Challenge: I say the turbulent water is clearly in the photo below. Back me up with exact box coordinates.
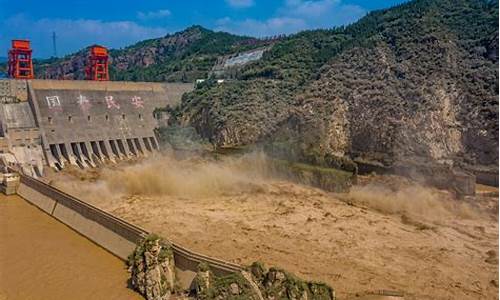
[46,152,499,300]
[50,152,272,200]
[103,152,270,197]
[53,152,482,221]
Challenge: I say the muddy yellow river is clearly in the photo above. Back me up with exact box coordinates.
[0,195,142,300]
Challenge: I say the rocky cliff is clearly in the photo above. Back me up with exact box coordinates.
[172,0,498,178]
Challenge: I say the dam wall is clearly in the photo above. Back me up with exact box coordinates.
[17,174,242,289]
[0,79,193,173]
[29,80,193,169]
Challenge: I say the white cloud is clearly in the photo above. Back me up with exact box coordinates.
[216,17,306,37]
[283,0,340,17]
[137,9,171,20]
[285,0,366,28]
[216,0,366,37]
[1,14,169,57]
[225,0,255,8]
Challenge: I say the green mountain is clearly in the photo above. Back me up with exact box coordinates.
[34,26,270,82]
[171,0,498,176]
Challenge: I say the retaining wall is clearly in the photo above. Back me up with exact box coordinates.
[355,159,479,196]
[470,169,499,187]
[17,174,241,289]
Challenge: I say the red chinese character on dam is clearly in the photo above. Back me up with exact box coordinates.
[46,96,62,110]
[105,95,120,109]
[77,94,91,111]
[131,96,144,108]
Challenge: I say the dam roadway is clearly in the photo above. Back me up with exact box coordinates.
[0,194,142,300]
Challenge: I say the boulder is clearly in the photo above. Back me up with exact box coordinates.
[128,234,176,300]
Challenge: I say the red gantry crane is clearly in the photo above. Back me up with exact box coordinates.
[85,45,109,81]
[8,39,34,79]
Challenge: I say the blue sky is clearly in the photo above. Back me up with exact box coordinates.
[0,0,409,58]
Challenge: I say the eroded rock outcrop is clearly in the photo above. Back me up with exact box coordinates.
[128,234,176,300]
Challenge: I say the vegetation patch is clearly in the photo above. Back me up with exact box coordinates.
[194,261,336,300]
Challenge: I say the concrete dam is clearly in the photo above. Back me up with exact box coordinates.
[0,79,193,175]
[0,78,246,292]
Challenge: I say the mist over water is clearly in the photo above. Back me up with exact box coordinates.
[51,151,482,222]
[102,152,270,197]
[341,180,481,222]
[53,152,272,200]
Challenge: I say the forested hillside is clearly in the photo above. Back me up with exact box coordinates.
[33,26,271,82]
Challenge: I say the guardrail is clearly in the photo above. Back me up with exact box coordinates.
[20,174,147,241]
[17,173,242,288]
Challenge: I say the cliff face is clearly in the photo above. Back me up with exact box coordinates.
[176,79,295,147]
[294,0,498,170]
[174,0,498,173]
[297,32,497,168]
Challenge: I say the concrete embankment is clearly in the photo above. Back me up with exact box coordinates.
[16,174,242,289]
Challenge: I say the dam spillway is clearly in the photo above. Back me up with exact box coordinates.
[0,79,193,175]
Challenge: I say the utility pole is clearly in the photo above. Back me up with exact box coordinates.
[52,31,57,57]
